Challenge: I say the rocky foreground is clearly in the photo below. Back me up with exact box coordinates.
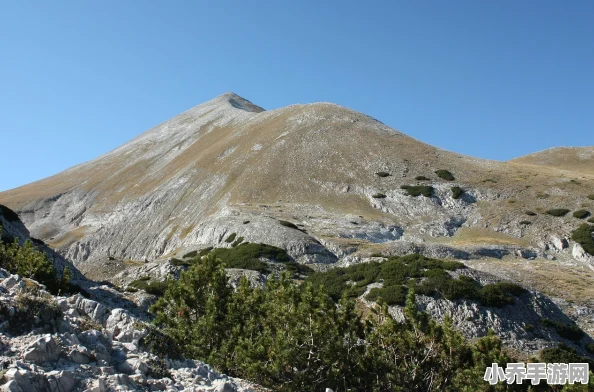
[0,269,265,392]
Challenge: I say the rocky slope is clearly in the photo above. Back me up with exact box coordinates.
[0,270,265,392]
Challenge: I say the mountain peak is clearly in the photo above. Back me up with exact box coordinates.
[211,92,265,113]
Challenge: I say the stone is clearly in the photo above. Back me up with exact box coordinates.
[68,344,94,364]
[214,381,236,392]
[47,370,76,392]
[23,335,62,364]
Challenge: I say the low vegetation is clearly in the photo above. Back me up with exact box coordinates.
[546,208,571,217]
[451,186,463,199]
[519,220,532,225]
[401,185,434,197]
[225,233,237,243]
[371,193,387,199]
[541,318,585,342]
[587,194,594,201]
[525,211,537,216]
[572,224,594,256]
[415,175,430,181]
[129,277,169,296]
[0,228,72,295]
[435,169,455,181]
[375,171,390,177]
[149,254,542,391]
[573,209,591,219]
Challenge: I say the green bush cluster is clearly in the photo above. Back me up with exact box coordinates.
[415,175,430,181]
[572,224,594,256]
[588,194,594,201]
[435,169,455,181]
[589,217,594,224]
[182,250,198,259]
[401,185,434,197]
[546,209,571,217]
[541,319,585,342]
[0,231,71,295]
[451,186,463,199]
[225,233,237,243]
[525,211,537,216]
[150,255,533,391]
[371,193,387,199]
[306,254,526,308]
[540,344,594,368]
[129,278,169,296]
[519,220,532,225]
[573,209,591,219]
[375,171,390,177]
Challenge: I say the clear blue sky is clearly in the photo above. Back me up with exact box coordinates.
[1,1,593,191]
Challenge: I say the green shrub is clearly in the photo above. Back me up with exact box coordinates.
[0,204,19,222]
[279,220,300,230]
[225,233,237,243]
[588,194,594,201]
[243,220,250,224]
[402,185,433,197]
[524,324,535,332]
[540,343,594,367]
[183,250,198,259]
[525,211,537,216]
[372,193,387,199]
[451,186,463,199]
[129,278,169,297]
[588,217,594,224]
[586,344,594,355]
[415,176,430,181]
[519,220,532,225]
[536,193,550,199]
[571,224,594,256]
[483,179,497,183]
[199,247,214,257]
[366,285,408,306]
[541,319,584,342]
[573,209,591,219]
[546,209,570,217]
[375,172,390,177]
[231,237,244,247]
[435,169,455,181]
[210,242,291,271]
[479,283,526,307]
[171,258,191,267]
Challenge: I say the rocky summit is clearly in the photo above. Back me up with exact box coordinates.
[1,93,594,390]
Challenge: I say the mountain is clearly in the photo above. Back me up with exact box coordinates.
[1,93,594,354]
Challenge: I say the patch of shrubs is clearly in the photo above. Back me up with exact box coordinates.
[0,204,19,222]
[129,278,169,297]
[225,233,237,243]
[540,343,594,367]
[451,186,463,199]
[375,172,391,177]
[0,233,71,295]
[183,250,197,259]
[519,221,532,225]
[589,217,594,224]
[199,247,214,257]
[435,169,455,181]
[415,176,430,181]
[371,193,387,199]
[401,185,434,197]
[209,243,292,273]
[1,293,63,335]
[170,258,191,267]
[149,255,524,391]
[541,319,585,342]
[366,285,408,306]
[571,224,594,256]
[573,209,591,219]
[546,209,570,217]
[588,194,594,201]
[525,211,537,216]
[231,236,244,247]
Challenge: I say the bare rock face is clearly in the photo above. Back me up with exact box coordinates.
[0,270,264,392]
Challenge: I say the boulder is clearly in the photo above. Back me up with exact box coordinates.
[23,335,62,364]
